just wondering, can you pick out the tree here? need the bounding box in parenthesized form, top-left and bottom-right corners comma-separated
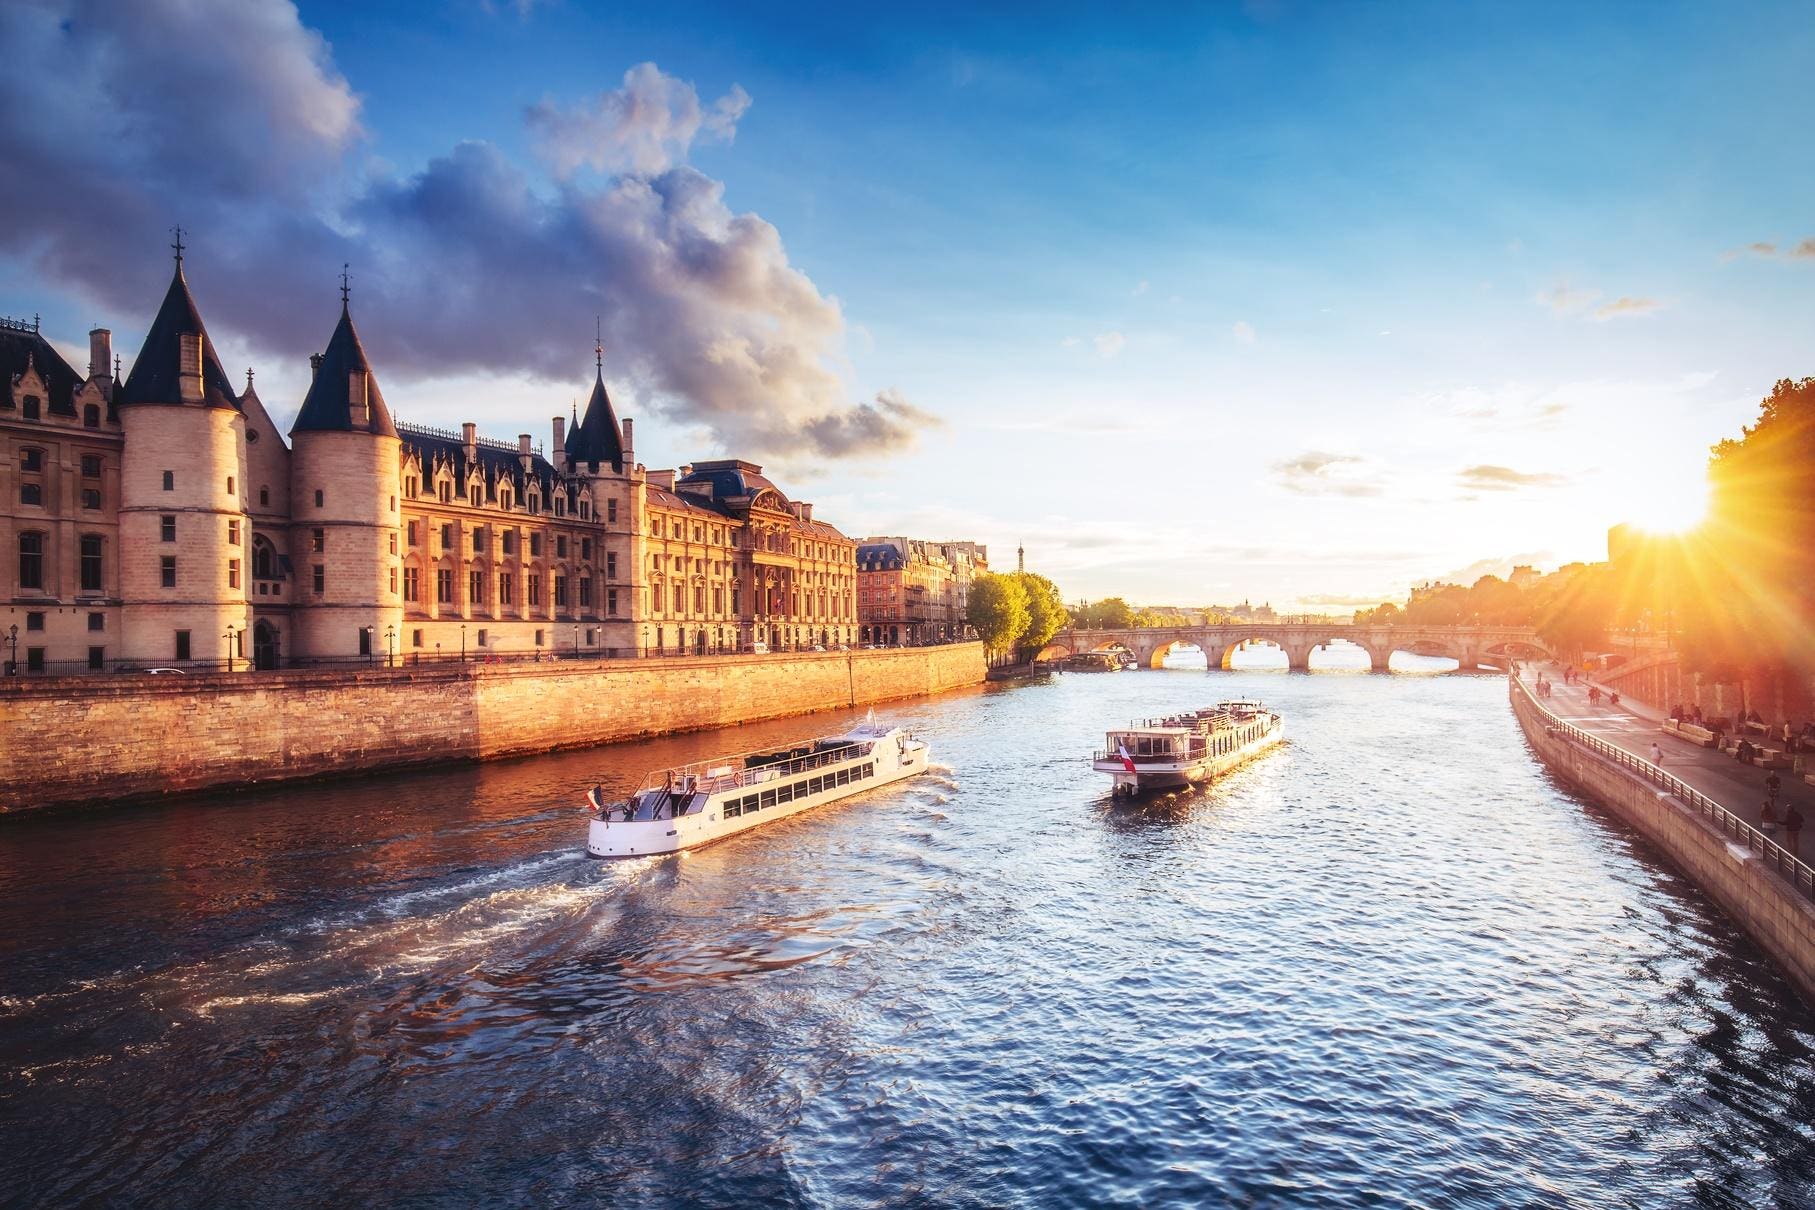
(1533, 563, 1618, 659)
(1011, 571, 1066, 654)
(1091, 597, 1133, 628)
(967, 572, 1030, 657)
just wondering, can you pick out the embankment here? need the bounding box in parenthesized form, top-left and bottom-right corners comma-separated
(0, 643, 987, 814)
(1510, 675, 1815, 1006)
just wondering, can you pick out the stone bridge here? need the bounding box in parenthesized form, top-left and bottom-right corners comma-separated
(1042, 623, 1552, 672)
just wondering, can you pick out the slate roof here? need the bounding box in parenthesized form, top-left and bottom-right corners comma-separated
(0, 321, 82, 415)
(397, 424, 559, 502)
(119, 265, 240, 410)
(676, 460, 790, 507)
(856, 543, 906, 571)
(648, 485, 734, 517)
(564, 371, 625, 470)
(291, 305, 397, 437)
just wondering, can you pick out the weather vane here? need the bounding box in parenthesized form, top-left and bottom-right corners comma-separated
(339, 263, 351, 307)
(170, 226, 185, 266)
(595, 315, 604, 374)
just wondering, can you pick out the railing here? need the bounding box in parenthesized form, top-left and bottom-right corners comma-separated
(397, 421, 543, 458)
(638, 739, 879, 795)
(1512, 673, 1815, 901)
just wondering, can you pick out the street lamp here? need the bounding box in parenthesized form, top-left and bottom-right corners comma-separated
(572, 624, 580, 659)
(223, 625, 238, 673)
(362, 625, 374, 666)
(459, 623, 466, 662)
(385, 624, 396, 668)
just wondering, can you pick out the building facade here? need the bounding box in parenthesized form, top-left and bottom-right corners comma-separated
(855, 536, 986, 646)
(3, 255, 856, 672)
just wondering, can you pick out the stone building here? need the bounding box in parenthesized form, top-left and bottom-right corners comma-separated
(855, 536, 986, 646)
(3, 252, 856, 672)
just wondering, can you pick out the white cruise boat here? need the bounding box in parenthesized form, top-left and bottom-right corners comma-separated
(1092, 700, 1283, 796)
(584, 715, 931, 857)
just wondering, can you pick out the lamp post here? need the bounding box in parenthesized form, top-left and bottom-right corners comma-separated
(223, 626, 237, 673)
(572, 625, 580, 659)
(362, 625, 374, 666)
(385, 624, 396, 668)
(5, 624, 17, 676)
(459, 624, 466, 662)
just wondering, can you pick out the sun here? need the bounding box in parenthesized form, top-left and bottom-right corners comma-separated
(1621, 471, 1710, 535)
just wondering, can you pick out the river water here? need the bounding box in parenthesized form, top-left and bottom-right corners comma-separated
(4, 651, 1815, 1207)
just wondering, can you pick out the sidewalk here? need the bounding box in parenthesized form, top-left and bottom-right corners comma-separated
(1531, 664, 1815, 840)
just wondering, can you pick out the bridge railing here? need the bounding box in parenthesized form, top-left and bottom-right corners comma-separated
(1512, 673, 1815, 902)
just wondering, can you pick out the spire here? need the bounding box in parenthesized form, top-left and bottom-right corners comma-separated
(290, 288, 396, 437)
(595, 315, 604, 376)
(119, 250, 239, 409)
(565, 342, 625, 471)
(170, 226, 185, 278)
(339, 263, 351, 312)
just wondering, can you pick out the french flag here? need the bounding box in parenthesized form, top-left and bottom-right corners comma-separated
(1117, 741, 1137, 774)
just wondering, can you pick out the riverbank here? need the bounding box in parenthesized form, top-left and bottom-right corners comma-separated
(1510, 672, 1815, 1006)
(0, 643, 986, 814)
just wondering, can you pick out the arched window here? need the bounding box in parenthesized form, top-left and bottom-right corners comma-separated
(252, 535, 277, 580)
(18, 532, 44, 590)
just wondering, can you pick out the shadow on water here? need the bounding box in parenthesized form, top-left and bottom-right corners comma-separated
(3, 659, 1815, 1207)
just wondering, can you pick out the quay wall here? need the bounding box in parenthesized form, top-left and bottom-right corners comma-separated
(1510, 676, 1815, 1006)
(0, 644, 986, 814)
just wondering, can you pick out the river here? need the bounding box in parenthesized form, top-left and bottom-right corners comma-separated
(3, 651, 1814, 1207)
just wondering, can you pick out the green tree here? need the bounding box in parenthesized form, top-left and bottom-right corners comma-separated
(967, 572, 1030, 657)
(1091, 597, 1133, 628)
(1011, 571, 1066, 654)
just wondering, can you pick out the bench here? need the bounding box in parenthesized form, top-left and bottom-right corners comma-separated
(1662, 720, 1718, 747)
(1757, 749, 1793, 770)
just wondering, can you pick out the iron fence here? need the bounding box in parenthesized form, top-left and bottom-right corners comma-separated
(1512, 673, 1815, 901)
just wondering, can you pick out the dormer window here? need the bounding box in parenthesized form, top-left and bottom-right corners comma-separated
(470, 487, 482, 508)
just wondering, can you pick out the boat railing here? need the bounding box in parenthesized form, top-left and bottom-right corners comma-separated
(632, 739, 877, 796)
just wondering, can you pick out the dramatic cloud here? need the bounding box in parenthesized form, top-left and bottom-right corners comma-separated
(1457, 464, 1567, 491)
(1592, 296, 1662, 321)
(0, 1, 918, 463)
(1271, 451, 1382, 497)
(1231, 320, 1256, 345)
(527, 63, 751, 178)
(1093, 331, 1126, 358)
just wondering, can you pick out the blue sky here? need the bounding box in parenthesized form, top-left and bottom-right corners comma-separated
(3, 0, 1810, 609)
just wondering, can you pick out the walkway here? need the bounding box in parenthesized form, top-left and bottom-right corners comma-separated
(1535, 663, 1815, 839)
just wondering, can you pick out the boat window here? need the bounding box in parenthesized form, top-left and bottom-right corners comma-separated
(760, 790, 777, 809)
(836, 768, 850, 786)
(863, 762, 875, 778)
(809, 776, 823, 794)
(778, 784, 795, 804)
(742, 795, 757, 812)
(724, 803, 741, 819)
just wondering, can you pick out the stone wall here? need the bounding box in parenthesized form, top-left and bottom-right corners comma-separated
(1510, 677, 1815, 1006)
(0, 643, 986, 813)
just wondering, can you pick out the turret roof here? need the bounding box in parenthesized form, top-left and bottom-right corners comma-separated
(0, 319, 82, 415)
(291, 304, 397, 438)
(564, 370, 625, 470)
(119, 264, 240, 409)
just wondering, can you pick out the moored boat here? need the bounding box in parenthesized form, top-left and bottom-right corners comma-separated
(1064, 651, 1123, 673)
(1092, 700, 1283, 796)
(584, 715, 931, 857)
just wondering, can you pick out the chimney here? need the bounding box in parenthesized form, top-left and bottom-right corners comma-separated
(647, 469, 674, 490)
(309, 353, 323, 381)
(518, 433, 533, 472)
(178, 332, 203, 403)
(461, 422, 478, 463)
(552, 415, 565, 459)
(621, 417, 634, 465)
(89, 328, 111, 380)
(802, 503, 812, 523)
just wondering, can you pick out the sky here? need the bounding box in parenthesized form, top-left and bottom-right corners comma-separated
(2, 0, 1810, 611)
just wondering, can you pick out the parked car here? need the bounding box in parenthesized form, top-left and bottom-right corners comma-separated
(746, 641, 769, 655)
(144, 667, 187, 675)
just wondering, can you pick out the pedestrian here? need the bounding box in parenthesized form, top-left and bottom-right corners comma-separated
(1610, 691, 1621, 709)
(1766, 771, 1782, 803)
(1761, 800, 1779, 837)
(1651, 742, 1663, 766)
(1786, 806, 1805, 859)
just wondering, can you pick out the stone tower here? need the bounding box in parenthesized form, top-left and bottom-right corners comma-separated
(287, 288, 402, 661)
(116, 248, 253, 666)
(563, 347, 640, 650)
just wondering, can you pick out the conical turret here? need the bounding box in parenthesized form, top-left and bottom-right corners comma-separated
(291, 299, 397, 437)
(119, 256, 239, 409)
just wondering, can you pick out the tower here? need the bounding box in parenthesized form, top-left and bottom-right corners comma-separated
(116, 236, 253, 666)
(1017, 542, 1024, 573)
(287, 273, 402, 660)
(562, 332, 639, 650)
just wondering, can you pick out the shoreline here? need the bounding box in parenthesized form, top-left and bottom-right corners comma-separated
(0, 644, 987, 817)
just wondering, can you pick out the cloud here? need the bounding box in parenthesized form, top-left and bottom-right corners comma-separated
(1727, 237, 1815, 261)
(1541, 282, 1600, 314)
(1132, 280, 1149, 297)
(1093, 331, 1126, 359)
(527, 62, 750, 178)
(0, 3, 916, 464)
(1457, 464, 1568, 491)
(1271, 450, 1382, 497)
(1231, 320, 1256, 345)
(1297, 592, 1395, 609)
(1592, 296, 1662, 321)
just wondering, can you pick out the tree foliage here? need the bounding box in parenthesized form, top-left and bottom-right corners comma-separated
(966, 572, 1030, 655)
(1011, 572, 1067, 653)
(1070, 597, 1133, 628)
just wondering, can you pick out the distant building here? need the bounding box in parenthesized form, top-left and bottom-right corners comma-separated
(2, 250, 857, 672)
(855, 537, 987, 646)
(1509, 564, 1541, 590)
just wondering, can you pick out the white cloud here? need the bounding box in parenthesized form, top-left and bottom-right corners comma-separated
(1094, 331, 1126, 359)
(527, 62, 750, 179)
